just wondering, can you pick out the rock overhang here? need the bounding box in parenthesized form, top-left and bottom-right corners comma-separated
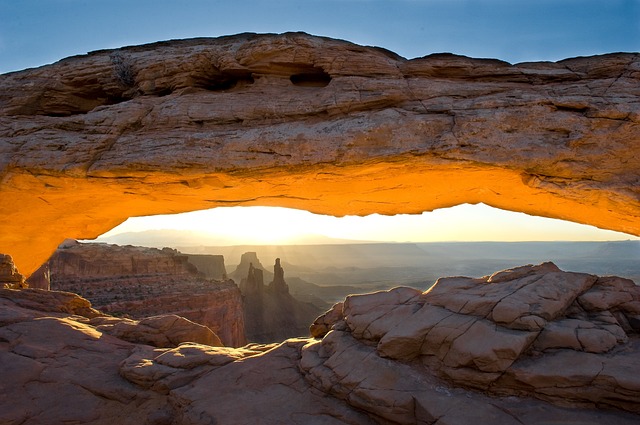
(0, 32, 639, 276)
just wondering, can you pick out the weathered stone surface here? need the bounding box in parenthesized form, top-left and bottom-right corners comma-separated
(91, 314, 222, 348)
(1, 33, 639, 276)
(43, 240, 246, 346)
(0, 254, 26, 288)
(119, 342, 263, 394)
(171, 339, 375, 425)
(324, 263, 640, 412)
(310, 301, 344, 338)
(425, 262, 597, 330)
(2, 264, 640, 424)
(0, 287, 102, 320)
(343, 286, 422, 339)
(0, 300, 168, 424)
(301, 330, 639, 424)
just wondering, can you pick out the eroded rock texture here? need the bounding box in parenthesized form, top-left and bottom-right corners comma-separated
(1, 32, 639, 276)
(2, 264, 640, 424)
(0, 254, 26, 288)
(237, 253, 321, 342)
(41, 240, 246, 346)
(309, 262, 640, 417)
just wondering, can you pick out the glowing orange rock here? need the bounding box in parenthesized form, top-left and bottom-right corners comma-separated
(1, 33, 638, 275)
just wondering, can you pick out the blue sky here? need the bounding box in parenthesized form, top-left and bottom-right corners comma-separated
(1, 0, 639, 74)
(2, 0, 639, 242)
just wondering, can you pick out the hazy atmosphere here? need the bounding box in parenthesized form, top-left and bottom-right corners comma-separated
(98, 204, 639, 246)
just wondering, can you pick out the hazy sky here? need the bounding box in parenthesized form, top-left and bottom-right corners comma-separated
(2, 0, 639, 243)
(98, 205, 639, 244)
(2, 0, 638, 73)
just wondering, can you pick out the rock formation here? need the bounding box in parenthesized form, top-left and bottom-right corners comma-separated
(268, 257, 289, 293)
(232, 251, 268, 282)
(41, 241, 246, 346)
(0, 33, 638, 276)
(2, 264, 640, 424)
(237, 253, 321, 342)
(239, 262, 264, 296)
(309, 262, 640, 418)
(0, 254, 26, 289)
(90, 314, 222, 348)
(185, 254, 227, 280)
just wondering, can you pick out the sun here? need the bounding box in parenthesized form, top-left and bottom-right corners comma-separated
(199, 207, 311, 244)
(96, 204, 639, 246)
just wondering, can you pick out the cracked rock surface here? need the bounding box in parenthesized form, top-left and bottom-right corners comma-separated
(313, 262, 640, 417)
(2, 263, 640, 424)
(1, 32, 639, 276)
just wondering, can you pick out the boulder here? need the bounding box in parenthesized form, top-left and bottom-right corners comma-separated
(322, 263, 640, 412)
(91, 314, 222, 348)
(0, 254, 26, 288)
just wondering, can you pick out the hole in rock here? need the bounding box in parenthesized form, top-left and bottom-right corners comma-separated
(198, 71, 255, 92)
(290, 67, 332, 87)
(31, 204, 639, 346)
(15, 87, 133, 117)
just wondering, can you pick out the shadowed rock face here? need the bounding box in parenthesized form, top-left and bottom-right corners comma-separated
(2, 264, 640, 424)
(1, 32, 639, 276)
(237, 254, 321, 342)
(39, 241, 246, 346)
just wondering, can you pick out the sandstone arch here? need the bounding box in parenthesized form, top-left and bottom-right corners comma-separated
(1, 32, 639, 276)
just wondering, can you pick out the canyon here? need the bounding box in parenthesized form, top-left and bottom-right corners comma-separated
(32, 240, 321, 345)
(35, 240, 246, 346)
(233, 252, 322, 342)
(1, 33, 640, 424)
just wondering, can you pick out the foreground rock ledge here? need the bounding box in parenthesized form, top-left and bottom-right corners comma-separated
(1, 32, 639, 275)
(1, 263, 639, 424)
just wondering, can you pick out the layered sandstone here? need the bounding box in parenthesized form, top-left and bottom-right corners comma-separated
(42, 241, 246, 346)
(186, 254, 227, 280)
(0, 254, 26, 288)
(309, 262, 640, 416)
(0, 33, 638, 276)
(237, 253, 321, 342)
(2, 264, 640, 424)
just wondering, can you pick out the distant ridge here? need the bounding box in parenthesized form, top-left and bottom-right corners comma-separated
(94, 229, 373, 247)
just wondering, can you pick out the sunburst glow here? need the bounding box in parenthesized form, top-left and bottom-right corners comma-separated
(96, 204, 638, 245)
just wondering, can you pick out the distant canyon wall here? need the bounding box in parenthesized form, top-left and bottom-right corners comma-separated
(42, 241, 246, 347)
(1, 33, 639, 276)
(186, 254, 227, 280)
(35, 241, 321, 345)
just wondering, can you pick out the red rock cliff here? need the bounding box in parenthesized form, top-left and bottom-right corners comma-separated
(42, 240, 246, 346)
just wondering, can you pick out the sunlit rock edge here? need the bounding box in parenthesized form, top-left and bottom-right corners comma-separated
(1, 262, 639, 424)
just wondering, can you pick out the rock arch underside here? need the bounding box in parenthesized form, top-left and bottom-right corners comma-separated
(1, 32, 639, 276)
